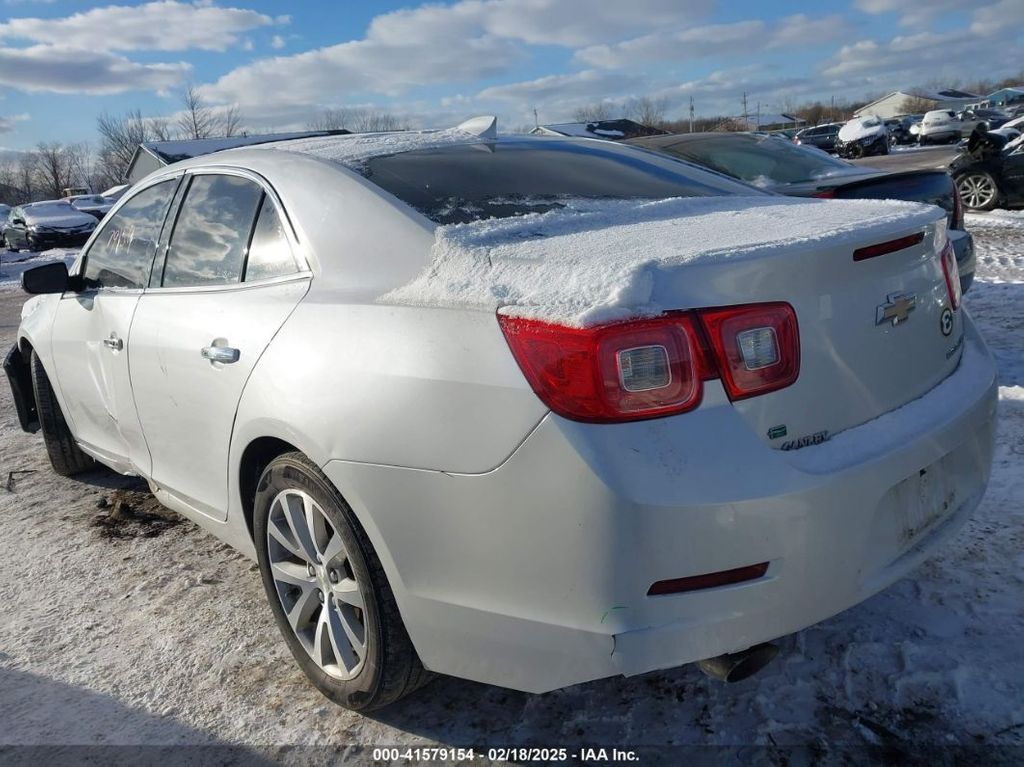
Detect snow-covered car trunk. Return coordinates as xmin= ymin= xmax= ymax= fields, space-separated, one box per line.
xmin=387 ymin=195 xmax=960 ymax=449
xmin=662 ymin=212 xmax=960 ymax=447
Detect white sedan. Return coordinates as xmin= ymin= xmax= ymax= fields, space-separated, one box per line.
xmin=4 ymin=118 xmax=997 ymax=711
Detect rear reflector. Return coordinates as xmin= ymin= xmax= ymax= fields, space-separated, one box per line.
xmin=852 ymin=232 xmax=925 ymax=261
xmin=648 ymin=562 xmax=769 ymax=596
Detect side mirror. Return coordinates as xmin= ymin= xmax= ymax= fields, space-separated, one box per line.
xmin=11 ymin=217 xmax=25 ymax=226
xmin=22 ymin=262 xmax=71 ymax=294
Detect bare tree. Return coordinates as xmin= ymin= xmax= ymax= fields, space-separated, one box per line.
xmin=900 ymin=95 xmax=938 ymax=115
xmin=625 ymin=96 xmax=669 ymax=128
xmin=148 ymin=117 xmax=173 ymax=141
xmin=96 ymin=109 xmax=151 ymax=187
xmin=176 ymin=85 xmax=218 ymax=140
xmin=306 ymin=107 xmax=407 ymax=133
xmin=219 ymin=104 xmax=244 ymax=137
xmin=17 ymin=153 xmax=37 ymax=201
xmin=307 ymin=107 xmax=353 ymax=131
xmin=572 ymin=101 xmax=616 ymax=122
xmin=33 ymin=142 xmax=79 ymax=198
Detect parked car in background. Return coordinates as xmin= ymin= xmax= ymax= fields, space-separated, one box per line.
xmin=66 ymin=194 xmax=114 ymax=220
xmin=0 ymin=204 xmax=10 ymax=248
xmin=919 ymin=110 xmax=964 ymax=144
xmin=958 ymin=108 xmax=1011 ymax=134
xmin=629 ymin=132 xmax=975 ymax=291
xmin=951 ymin=127 xmax=1024 ymax=210
xmin=835 ymin=116 xmax=890 ymax=159
xmin=4 ymin=123 xmax=996 ymax=711
xmin=2 ymin=200 xmax=97 ymax=251
xmin=793 ymin=123 xmax=841 ymax=152
xmin=886 ymin=115 xmax=921 ymax=145
xmin=100 ymin=184 xmax=130 ymax=202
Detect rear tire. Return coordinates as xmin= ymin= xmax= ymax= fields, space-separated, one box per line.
xmin=254 ymin=452 xmax=431 ymax=711
xmin=30 ymin=351 xmax=94 ymax=477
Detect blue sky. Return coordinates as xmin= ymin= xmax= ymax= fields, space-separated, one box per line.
xmin=1 ymin=0 xmax=1021 ymax=150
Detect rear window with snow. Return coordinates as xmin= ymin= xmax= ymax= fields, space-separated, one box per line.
xmin=362 ymin=141 xmax=759 ymax=224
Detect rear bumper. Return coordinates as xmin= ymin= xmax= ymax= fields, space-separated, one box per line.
xmin=949 ymin=228 xmax=976 ymax=293
xmin=323 ymin=315 xmax=997 ymax=693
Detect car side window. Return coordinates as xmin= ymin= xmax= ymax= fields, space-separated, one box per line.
xmin=244 ymin=195 xmax=298 ymax=282
xmin=161 ymin=174 xmax=263 ymax=288
xmin=82 ymin=179 xmax=177 ymax=290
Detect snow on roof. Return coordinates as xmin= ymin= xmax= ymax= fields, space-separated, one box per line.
xmin=911 ymin=88 xmax=979 ymax=102
xmin=381 ymin=195 xmax=941 ymax=327
xmin=143 ymin=130 xmax=345 ymax=164
xmin=100 ymin=183 xmax=129 ymax=197
xmin=838 ymin=116 xmax=885 ymax=142
xmin=251 ymin=127 xmax=488 ymax=169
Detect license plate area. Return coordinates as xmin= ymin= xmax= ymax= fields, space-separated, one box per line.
xmin=894 ymin=464 xmax=956 ymax=548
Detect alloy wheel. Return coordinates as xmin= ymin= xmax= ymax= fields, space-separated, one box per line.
xmin=957 ymin=174 xmax=997 ymax=210
xmin=266 ymin=488 xmax=367 ymax=680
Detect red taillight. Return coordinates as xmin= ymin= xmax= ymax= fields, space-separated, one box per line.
xmin=497 ymin=313 xmax=708 ymax=423
xmin=939 ymin=239 xmax=961 ymax=310
xmin=499 ymin=302 xmax=799 ymax=423
xmin=812 ymin=190 xmax=836 ymax=199
xmin=697 ymin=303 xmax=800 ymax=401
xmin=648 ymin=562 xmax=769 ymax=596
xmin=852 ymin=232 xmax=925 ymax=262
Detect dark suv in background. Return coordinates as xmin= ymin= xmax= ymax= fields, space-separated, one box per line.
xmin=794 ymin=123 xmax=841 ymax=153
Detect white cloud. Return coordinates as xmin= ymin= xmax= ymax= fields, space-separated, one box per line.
xmin=199 ymin=0 xmax=716 ymax=119
xmin=971 ymin=0 xmax=1024 ymax=35
xmin=576 ymin=14 xmax=847 ymax=68
xmin=0 ymin=113 xmax=30 ymax=134
xmin=478 ymin=69 xmax=645 ymax=103
xmin=271 ymin=35 xmax=286 ymax=49
xmin=0 ymin=45 xmax=190 ymax=94
xmin=0 ymin=0 xmax=279 ymax=52
xmin=854 ymin=0 xmax=971 ymax=27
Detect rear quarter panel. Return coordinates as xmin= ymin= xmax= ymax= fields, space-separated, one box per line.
xmin=231 ymin=298 xmax=548 ymax=474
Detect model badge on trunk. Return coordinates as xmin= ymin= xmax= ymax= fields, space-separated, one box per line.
xmin=876 ymin=292 xmax=916 ymax=326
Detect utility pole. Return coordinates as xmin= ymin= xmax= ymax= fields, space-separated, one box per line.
xmin=830 ymin=95 xmax=835 ymax=122
xmin=742 ymin=91 xmax=749 ymax=129
xmin=756 ymin=101 xmax=760 ymax=131
xmin=533 ymin=107 xmax=539 ymax=128
xmin=689 ymin=96 xmax=694 ymax=133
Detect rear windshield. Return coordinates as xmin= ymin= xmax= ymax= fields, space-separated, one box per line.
xmin=651 ymin=134 xmax=854 ymax=186
xmin=361 ymin=140 xmax=759 ymax=224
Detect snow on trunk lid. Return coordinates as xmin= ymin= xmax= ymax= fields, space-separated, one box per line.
xmin=382 ymin=195 xmax=956 ymax=444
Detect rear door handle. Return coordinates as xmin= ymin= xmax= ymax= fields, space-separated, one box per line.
xmin=102 ymin=334 xmax=123 ymax=351
xmin=201 ymin=345 xmax=240 ymax=364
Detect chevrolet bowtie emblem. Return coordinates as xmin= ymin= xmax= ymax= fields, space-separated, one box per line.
xmin=876 ymin=292 xmax=916 ymax=326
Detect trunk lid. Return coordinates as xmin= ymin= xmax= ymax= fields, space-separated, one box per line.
xmin=661 ymin=212 xmax=960 ymax=447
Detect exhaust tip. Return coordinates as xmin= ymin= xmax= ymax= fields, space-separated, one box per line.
xmin=698 ymin=642 xmax=779 ymax=684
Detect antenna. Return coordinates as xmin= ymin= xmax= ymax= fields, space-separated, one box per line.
xmin=456 ymin=115 xmax=498 ymax=139
xmin=689 ymin=96 xmax=694 ymax=133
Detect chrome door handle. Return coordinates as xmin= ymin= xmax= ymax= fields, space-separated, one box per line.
xmin=201 ymin=345 xmax=240 ymax=364
xmin=102 ymin=335 xmax=123 ymax=351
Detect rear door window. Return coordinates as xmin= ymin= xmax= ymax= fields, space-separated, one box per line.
xmin=82 ymin=179 xmax=177 ymax=289
xmin=243 ymin=196 xmax=298 ymax=282
xmin=161 ymin=174 xmax=263 ymax=287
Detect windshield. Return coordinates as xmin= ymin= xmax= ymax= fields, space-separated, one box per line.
xmin=361 ymin=140 xmax=760 ymax=225
xmin=648 ymin=134 xmax=855 ymax=185
xmin=25 ymin=202 xmax=80 ymax=219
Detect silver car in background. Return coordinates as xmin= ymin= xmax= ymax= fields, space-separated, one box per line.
xmin=5 ymin=121 xmax=997 ymax=711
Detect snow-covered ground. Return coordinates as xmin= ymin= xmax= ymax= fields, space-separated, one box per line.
xmin=0 ymin=214 xmax=1022 ymax=758
xmin=0 ymin=248 xmax=79 ymax=289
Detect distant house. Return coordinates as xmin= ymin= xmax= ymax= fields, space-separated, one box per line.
xmin=983 ymin=86 xmax=1024 ymax=108
xmin=854 ymin=89 xmax=980 ymax=119
xmin=530 ymin=119 xmax=667 ymax=140
xmin=125 ymin=130 xmax=350 ymax=184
